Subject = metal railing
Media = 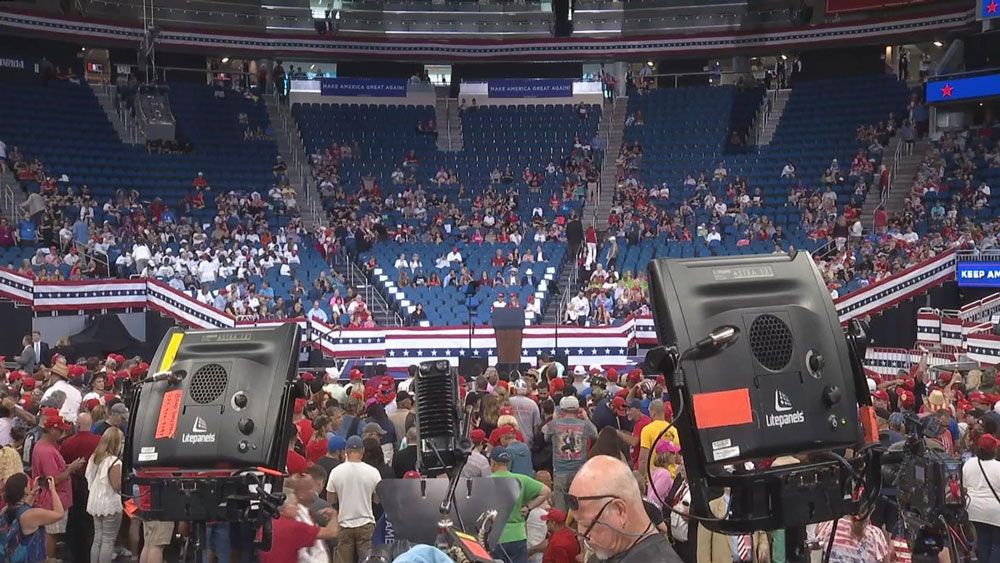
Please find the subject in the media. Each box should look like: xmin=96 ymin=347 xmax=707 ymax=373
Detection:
xmin=751 ymin=88 xmax=779 ymax=146
xmin=872 ymin=136 xmax=904 ymax=232
xmin=1 ymin=182 xmax=16 ymax=224
xmin=73 ymin=240 xmax=111 ymax=277
xmin=555 ymin=247 xmax=581 ymax=325
xmin=347 ymin=259 xmax=404 ymax=326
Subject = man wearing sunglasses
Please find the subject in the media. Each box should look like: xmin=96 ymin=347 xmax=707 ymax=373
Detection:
xmin=567 ymin=455 xmax=680 ymax=563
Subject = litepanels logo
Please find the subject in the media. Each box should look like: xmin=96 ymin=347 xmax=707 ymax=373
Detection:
xmin=775 ymin=390 xmax=793 ymax=412
xmin=181 ymin=416 xmax=216 ymax=444
xmin=766 ymin=390 xmax=805 ymax=428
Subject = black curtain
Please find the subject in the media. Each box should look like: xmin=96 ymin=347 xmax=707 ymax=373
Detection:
xmin=336 ymin=61 xmax=424 ymax=79
xmin=654 ymin=58 xmax=710 ymax=88
xmin=795 ymin=46 xmax=886 ymax=82
xmin=0 ymin=33 xmax=84 ymax=73
xmin=0 ymin=303 xmax=33 ymax=360
xmin=867 ymin=297 xmax=919 ymax=349
xmin=144 ymin=311 xmax=178 ymax=359
xmin=65 ymin=314 xmax=144 ymax=361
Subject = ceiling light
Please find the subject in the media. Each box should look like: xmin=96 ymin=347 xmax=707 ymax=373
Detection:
xmin=221 ymin=57 xmax=230 ymax=63
xmin=646 ymin=61 xmax=654 ymax=67
xmin=780 ymin=54 xmax=788 ymax=61
xmin=933 ymin=41 xmax=943 ymax=47
xmin=310 ymin=64 xmax=316 ymax=70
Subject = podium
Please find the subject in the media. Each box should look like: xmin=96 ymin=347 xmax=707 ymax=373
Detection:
xmin=492 ymin=307 xmax=525 ymax=368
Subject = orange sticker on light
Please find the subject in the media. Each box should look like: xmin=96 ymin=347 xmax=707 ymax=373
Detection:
xmin=692 ymin=388 xmax=754 ymax=429
xmin=154 ymin=389 xmax=183 ymax=440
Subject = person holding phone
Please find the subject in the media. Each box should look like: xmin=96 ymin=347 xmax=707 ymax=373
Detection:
xmin=0 ymin=472 xmax=65 ymax=561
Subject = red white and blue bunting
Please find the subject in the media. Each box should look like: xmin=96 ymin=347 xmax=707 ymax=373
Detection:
xmin=0 ymin=242 xmax=960 ymax=367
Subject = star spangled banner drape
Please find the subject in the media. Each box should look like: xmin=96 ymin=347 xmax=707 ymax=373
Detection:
xmin=0 ymin=246 xmax=957 ymax=364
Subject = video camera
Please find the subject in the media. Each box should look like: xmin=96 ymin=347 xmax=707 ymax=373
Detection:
xmin=882 ymin=412 xmax=967 ymax=556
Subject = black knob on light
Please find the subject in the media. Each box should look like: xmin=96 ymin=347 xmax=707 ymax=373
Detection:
xmin=238 ymin=440 xmax=250 ymax=453
xmin=238 ymin=417 xmax=254 ymax=435
xmin=809 ymin=353 xmax=824 ymax=372
xmin=234 ymin=393 xmax=248 ymax=408
xmin=822 ymin=385 xmax=842 ymax=407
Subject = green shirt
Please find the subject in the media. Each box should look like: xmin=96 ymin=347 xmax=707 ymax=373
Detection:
xmin=491 ymin=470 xmax=544 ymax=544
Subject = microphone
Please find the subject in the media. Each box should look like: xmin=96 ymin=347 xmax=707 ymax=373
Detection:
xmin=142 ymin=369 xmax=187 ymax=385
xmin=681 ymin=326 xmax=741 ymax=361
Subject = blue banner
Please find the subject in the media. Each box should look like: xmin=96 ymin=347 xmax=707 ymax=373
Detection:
xmin=319 ymin=77 xmax=407 ymax=97
xmin=0 ymin=56 xmax=35 ymax=72
xmin=926 ymin=72 xmax=1000 ymax=103
xmin=956 ymin=261 xmax=1000 ymax=287
xmin=488 ymin=79 xmax=573 ymax=98
xmin=982 ymin=0 xmax=999 ymax=19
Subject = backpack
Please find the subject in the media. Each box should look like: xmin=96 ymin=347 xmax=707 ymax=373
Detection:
xmin=0 ymin=504 xmax=43 ymax=563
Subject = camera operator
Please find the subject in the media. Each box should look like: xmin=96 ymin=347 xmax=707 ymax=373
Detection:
xmin=963 ymin=433 xmax=1000 ymax=562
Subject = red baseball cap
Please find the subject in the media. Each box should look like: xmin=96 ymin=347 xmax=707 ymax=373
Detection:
xmin=612 ymin=396 xmax=627 ymax=416
xmin=627 ymin=369 xmax=642 ymax=385
xmin=349 ymin=368 xmax=363 ymax=380
xmin=971 ymin=391 xmax=988 ymax=403
xmin=403 ymin=470 xmax=422 ymax=480
xmin=872 ymin=390 xmax=889 ymax=402
xmin=606 ymin=368 xmax=618 ymax=380
xmin=43 ymin=415 xmax=71 ymax=432
xmin=21 ymin=377 xmax=36 ymax=390
xmin=470 ymin=428 xmax=486 ymax=443
xmin=84 ymin=398 xmax=100 ymax=411
xmin=939 ymin=371 xmax=953 ymax=384
xmin=901 ymin=378 xmax=915 ymax=391
xmin=540 ymin=508 xmax=567 ymax=523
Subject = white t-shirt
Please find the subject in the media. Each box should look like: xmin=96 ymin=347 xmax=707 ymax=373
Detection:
xmin=326 ymin=460 xmax=382 ymax=528
xmin=42 ymin=379 xmax=82 ymax=424
xmin=964 ymin=457 xmax=1000 ymax=527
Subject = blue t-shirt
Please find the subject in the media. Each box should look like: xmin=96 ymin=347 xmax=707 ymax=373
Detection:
xmin=543 ymin=416 xmax=599 ymax=475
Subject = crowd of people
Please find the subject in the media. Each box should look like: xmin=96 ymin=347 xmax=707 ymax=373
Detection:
xmin=9 ymin=340 xmax=1000 ymax=563
xmin=0 ymin=142 xmax=386 ymax=325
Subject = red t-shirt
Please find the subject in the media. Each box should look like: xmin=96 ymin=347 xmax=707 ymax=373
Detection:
xmin=286 ymin=449 xmax=311 ymax=475
xmin=305 ymin=438 xmax=328 ymax=463
xmin=60 ymin=431 xmax=101 ymax=465
xmin=259 ymin=516 xmax=320 ymax=563
xmin=630 ymin=415 xmax=652 ymax=469
xmin=542 ymin=527 xmax=581 ymax=563
xmin=296 ymin=418 xmax=314 ymax=446
xmin=32 ymin=440 xmax=72 ymax=510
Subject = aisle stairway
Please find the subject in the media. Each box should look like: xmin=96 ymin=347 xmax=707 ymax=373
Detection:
xmin=592 ymin=97 xmax=627 ymax=232
xmin=755 ymin=89 xmax=790 ymax=146
xmin=89 ymin=82 xmax=140 ymax=145
xmin=264 ymin=96 xmax=320 ymax=228
xmin=882 ymin=138 xmax=931 ymax=216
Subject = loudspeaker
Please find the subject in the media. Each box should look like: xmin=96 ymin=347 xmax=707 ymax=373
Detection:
xmin=128 ymin=324 xmax=300 ymax=472
xmin=458 ymin=357 xmax=489 ymax=379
